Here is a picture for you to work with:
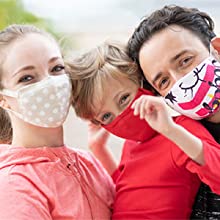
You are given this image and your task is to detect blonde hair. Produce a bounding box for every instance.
[0,24,57,143]
[66,41,141,120]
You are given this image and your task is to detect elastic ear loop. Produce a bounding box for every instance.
[140,77,144,88]
[0,90,23,121]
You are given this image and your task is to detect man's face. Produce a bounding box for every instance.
[139,25,210,97]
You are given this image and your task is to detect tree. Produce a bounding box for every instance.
[0,0,57,36]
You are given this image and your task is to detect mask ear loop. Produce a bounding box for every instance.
[0,89,18,98]
[140,77,144,88]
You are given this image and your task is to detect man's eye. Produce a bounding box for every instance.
[52,65,65,74]
[181,57,193,67]
[158,77,170,90]
[119,94,129,105]
[18,75,33,83]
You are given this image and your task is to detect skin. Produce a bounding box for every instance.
[93,77,139,125]
[139,25,220,122]
[0,33,66,148]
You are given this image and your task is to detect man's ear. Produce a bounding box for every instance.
[211,37,220,53]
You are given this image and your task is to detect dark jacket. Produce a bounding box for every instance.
[191,120,220,220]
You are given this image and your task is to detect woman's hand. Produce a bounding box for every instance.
[88,122,110,151]
[87,122,117,175]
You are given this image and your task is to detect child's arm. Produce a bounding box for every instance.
[131,95,204,164]
[88,122,118,175]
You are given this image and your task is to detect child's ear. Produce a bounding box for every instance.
[211,37,220,53]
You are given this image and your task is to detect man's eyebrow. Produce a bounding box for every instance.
[171,50,188,63]
[152,50,189,86]
[152,72,163,86]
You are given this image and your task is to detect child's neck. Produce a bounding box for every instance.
[11,120,64,148]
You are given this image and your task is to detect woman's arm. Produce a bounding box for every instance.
[0,172,52,220]
[88,122,118,175]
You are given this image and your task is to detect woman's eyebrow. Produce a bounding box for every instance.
[12,66,35,77]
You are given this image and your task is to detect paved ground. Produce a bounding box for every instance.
[64,108,123,162]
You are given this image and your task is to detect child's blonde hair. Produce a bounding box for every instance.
[66,41,141,120]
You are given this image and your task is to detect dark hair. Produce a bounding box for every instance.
[128,5,216,65]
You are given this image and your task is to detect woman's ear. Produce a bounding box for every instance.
[0,95,10,109]
[211,37,220,53]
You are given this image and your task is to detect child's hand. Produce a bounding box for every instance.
[88,122,110,151]
[131,95,175,135]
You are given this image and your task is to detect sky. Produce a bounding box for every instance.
[23,0,220,34]
[23,0,138,33]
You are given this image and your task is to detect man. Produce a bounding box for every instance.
[128,5,220,219]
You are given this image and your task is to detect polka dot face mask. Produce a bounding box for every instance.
[0,74,72,128]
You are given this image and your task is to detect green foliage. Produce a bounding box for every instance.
[0,0,58,37]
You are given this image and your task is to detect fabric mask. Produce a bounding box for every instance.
[164,56,220,120]
[0,74,72,127]
[102,88,157,142]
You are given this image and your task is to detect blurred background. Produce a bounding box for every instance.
[1,0,220,161]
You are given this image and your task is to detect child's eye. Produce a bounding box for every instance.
[119,94,130,105]
[101,112,113,125]
[51,65,65,74]
[18,75,34,83]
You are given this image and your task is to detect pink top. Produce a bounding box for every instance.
[0,145,115,220]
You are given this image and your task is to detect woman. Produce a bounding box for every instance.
[0,24,114,220]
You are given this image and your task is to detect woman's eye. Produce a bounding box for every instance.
[51,65,65,74]
[101,112,112,124]
[18,75,33,83]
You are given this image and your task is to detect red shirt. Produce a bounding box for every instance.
[112,115,220,219]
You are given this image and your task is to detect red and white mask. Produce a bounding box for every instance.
[164,56,220,120]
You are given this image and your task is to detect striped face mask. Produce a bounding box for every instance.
[164,56,220,120]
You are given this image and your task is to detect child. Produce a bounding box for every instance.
[0,24,114,220]
[67,41,220,219]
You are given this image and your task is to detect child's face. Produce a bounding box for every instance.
[93,77,139,125]
[1,33,65,113]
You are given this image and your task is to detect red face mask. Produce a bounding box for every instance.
[102,88,157,142]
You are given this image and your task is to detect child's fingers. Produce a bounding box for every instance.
[139,99,148,119]
[131,99,138,109]
[132,99,142,116]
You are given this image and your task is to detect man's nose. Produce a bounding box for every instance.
[169,70,179,82]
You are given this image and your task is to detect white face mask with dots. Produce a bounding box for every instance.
[0,74,72,128]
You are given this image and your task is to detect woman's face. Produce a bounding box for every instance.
[1,33,65,112]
